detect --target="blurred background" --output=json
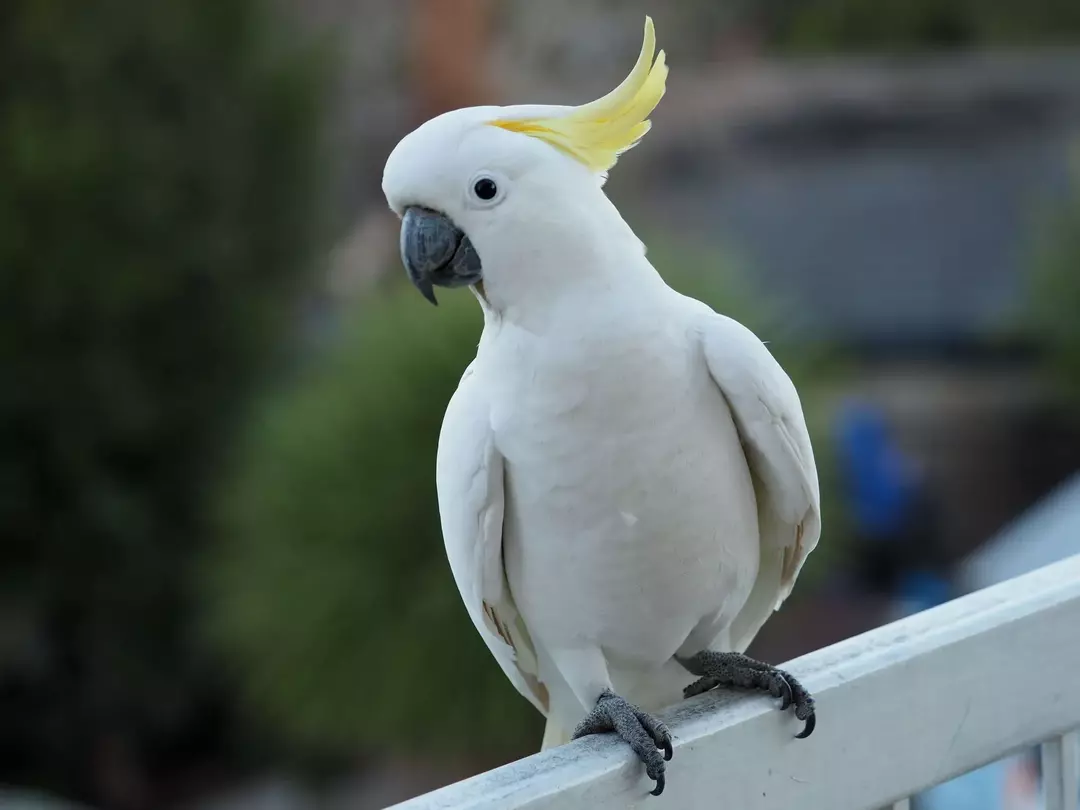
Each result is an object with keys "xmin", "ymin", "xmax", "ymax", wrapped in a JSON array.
[{"xmin": 3, "ymin": 1, "xmax": 1080, "ymax": 808}]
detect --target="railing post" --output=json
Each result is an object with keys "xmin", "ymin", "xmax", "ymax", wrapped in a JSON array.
[{"xmin": 1042, "ymin": 730, "xmax": 1080, "ymax": 810}]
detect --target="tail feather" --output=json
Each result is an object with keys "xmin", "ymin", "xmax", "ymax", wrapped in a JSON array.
[{"xmin": 541, "ymin": 716, "xmax": 573, "ymax": 750}]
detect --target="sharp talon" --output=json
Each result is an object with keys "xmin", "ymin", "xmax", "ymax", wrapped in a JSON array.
[
  {"xmin": 662, "ymin": 739, "xmax": 673, "ymax": 761},
  {"xmin": 650, "ymin": 773, "xmax": 665, "ymax": 796},
  {"xmin": 796, "ymin": 712, "xmax": 816, "ymax": 739},
  {"xmin": 776, "ymin": 674, "xmax": 793, "ymax": 710}
]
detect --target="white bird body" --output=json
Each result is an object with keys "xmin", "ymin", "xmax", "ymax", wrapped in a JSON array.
[
  {"xmin": 482, "ymin": 286, "xmax": 757, "ymax": 705},
  {"xmin": 437, "ymin": 260, "xmax": 818, "ymax": 744},
  {"xmin": 384, "ymin": 16, "xmax": 821, "ymax": 782}
]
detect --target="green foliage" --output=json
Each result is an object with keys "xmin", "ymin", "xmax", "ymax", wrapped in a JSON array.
[
  {"xmin": 1027, "ymin": 149, "xmax": 1080, "ymax": 409},
  {"xmin": 204, "ymin": 238, "xmax": 848, "ymax": 759},
  {"xmin": 760, "ymin": 0, "xmax": 1080, "ymax": 52},
  {"xmin": 0, "ymin": 0, "xmax": 327, "ymax": 799},
  {"xmin": 204, "ymin": 285, "xmax": 543, "ymax": 757}
]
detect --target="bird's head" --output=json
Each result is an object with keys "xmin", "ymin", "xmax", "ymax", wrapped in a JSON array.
[{"xmin": 381, "ymin": 16, "xmax": 668, "ymax": 310}]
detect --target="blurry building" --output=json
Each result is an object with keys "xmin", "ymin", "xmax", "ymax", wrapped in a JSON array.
[{"xmin": 631, "ymin": 50, "xmax": 1080, "ymax": 571}]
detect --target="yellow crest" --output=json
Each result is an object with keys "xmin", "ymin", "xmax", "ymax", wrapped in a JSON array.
[{"xmin": 490, "ymin": 16, "xmax": 668, "ymax": 173}]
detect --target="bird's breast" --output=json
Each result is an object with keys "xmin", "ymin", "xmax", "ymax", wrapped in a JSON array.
[{"xmin": 483, "ymin": 319, "xmax": 760, "ymax": 664}]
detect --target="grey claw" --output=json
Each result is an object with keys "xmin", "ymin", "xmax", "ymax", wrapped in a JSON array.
[
  {"xmin": 783, "ymin": 669, "xmax": 816, "ymax": 738},
  {"xmin": 650, "ymin": 773, "xmax": 665, "ymax": 796},
  {"xmin": 796, "ymin": 711, "xmax": 816, "ymax": 739}
]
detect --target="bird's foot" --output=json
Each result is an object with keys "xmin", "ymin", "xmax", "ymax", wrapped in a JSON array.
[
  {"xmin": 572, "ymin": 689, "xmax": 673, "ymax": 796},
  {"xmin": 676, "ymin": 650, "xmax": 816, "ymax": 738}
]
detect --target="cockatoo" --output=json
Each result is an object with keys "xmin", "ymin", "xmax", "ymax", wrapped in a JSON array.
[{"xmin": 381, "ymin": 16, "xmax": 820, "ymax": 796}]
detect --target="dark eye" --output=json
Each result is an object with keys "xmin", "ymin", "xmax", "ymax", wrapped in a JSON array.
[{"xmin": 473, "ymin": 177, "xmax": 498, "ymax": 201}]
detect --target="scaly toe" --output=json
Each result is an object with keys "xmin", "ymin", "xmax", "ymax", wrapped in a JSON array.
[
  {"xmin": 683, "ymin": 675, "xmax": 720, "ymax": 699},
  {"xmin": 774, "ymin": 673, "xmax": 794, "ymax": 710},
  {"xmin": 573, "ymin": 691, "xmax": 674, "ymax": 796},
  {"xmin": 677, "ymin": 652, "xmax": 818, "ymax": 741}
]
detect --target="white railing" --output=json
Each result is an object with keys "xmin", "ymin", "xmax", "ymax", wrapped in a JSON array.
[{"xmin": 389, "ymin": 553, "xmax": 1080, "ymax": 810}]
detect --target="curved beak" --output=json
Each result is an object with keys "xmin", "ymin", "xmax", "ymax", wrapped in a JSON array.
[{"xmin": 399, "ymin": 207, "xmax": 483, "ymax": 305}]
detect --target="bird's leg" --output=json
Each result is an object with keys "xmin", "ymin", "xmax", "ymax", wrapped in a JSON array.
[
  {"xmin": 572, "ymin": 689, "xmax": 673, "ymax": 796},
  {"xmin": 552, "ymin": 646, "xmax": 674, "ymax": 795},
  {"xmin": 675, "ymin": 650, "xmax": 816, "ymax": 738}
]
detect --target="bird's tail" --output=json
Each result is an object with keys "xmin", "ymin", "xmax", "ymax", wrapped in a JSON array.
[{"xmin": 541, "ymin": 716, "xmax": 573, "ymax": 750}]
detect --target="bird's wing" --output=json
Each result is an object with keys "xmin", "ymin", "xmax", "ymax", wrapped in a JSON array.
[
  {"xmin": 435, "ymin": 362, "xmax": 549, "ymax": 715},
  {"xmin": 697, "ymin": 311, "xmax": 822, "ymax": 653}
]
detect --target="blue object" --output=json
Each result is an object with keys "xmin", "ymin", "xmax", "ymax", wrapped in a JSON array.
[
  {"xmin": 834, "ymin": 399, "xmax": 919, "ymax": 538},
  {"xmin": 919, "ymin": 762, "xmax": 1008, "ymax": 810},
  {"xmin": 895, "ymin": 570, "xmax": 953, "ymax": 614}
]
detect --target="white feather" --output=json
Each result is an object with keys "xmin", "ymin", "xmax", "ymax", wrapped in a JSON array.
[
  {"xmin": 690, "ymin": 305, "xmax": 822, "ymax": 652},
  {"xmin": 435, "ymin": 361, "xmax": 549, "ymax": 716}
]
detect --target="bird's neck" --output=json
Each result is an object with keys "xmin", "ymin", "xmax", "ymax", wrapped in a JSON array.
[{"xmin": 476, "ymin": 203, "xmax": 665, "ymax": 330}]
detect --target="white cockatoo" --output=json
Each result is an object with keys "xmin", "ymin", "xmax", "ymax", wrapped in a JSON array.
[{"xmin": 381, "ymin": 16, "xmax": 820, "ymax": 796}]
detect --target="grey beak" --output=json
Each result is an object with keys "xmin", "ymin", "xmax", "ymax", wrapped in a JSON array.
[{"xmin": 399, "ymin": 207, "xmax": 483, "ymax": 305}]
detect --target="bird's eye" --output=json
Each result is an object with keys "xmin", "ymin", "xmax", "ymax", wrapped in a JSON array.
[{"xmin": 473, "ymin": 177, "xmax": 498, "ymax": 201}]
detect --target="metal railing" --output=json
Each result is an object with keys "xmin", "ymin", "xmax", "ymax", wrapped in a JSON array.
[{"xmin": 390, "ymin": 553, "xmax": 1080, "ymax": 810}]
